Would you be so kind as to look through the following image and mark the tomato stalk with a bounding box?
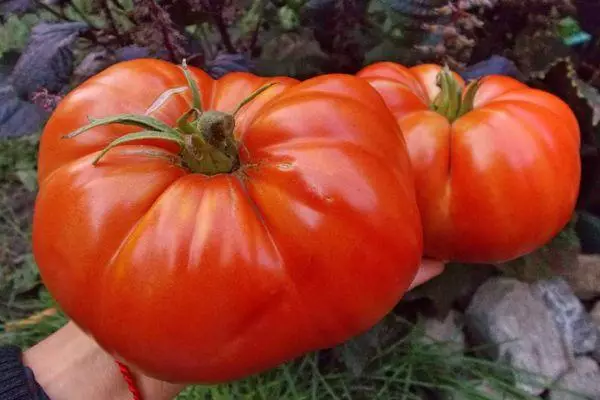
[63,62,275,176]
[430,66,480,123]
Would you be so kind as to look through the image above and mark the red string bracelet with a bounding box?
[116,360,143,400]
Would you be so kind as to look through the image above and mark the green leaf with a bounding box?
[534,58,600,143]
[278,5,300,31]
[513,27,571,79]
[14,170,37,192]
[91,130,184,165]
[364,40,402,64]
[256,29,329,79]
[0,135,39,182]
[238,0,266,37]
[573,78,600,127]
[180,61,202,111]
[232,83,277,116]
[63,114,178,139]
[71,0,95,17]
[0,14,39,57]
[10,254,39,295]
[496,215,580,282]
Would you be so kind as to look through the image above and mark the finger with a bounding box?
[408,259,445,290]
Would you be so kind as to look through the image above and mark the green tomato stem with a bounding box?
[430,66,481,123]
[180,60,203,111]
[63,62,278,176]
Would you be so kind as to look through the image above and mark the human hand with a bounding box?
[409,260,445,290]
[23,260,443,400]
[23,322,186,400]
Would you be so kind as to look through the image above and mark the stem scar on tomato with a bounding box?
[62,60,276,176]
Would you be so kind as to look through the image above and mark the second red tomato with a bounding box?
[358,62,580,263]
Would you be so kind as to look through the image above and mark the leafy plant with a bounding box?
[366,0,489,68]
[496,215,581,282]
[0,13,39,58]
[0,135,39,322]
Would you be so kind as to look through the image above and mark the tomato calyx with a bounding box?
[62,61,275,176]
[430,66,480,123]
[175,106,239,175]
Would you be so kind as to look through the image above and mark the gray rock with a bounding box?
[422,310,466,354]
[333,315,397,377]
[465,277,569,395]
[548,357,600,400]
[591,302,600,363]
[533,277,598,355]
[554,255,600,300]
[591,302,600,328]
[403,263,496,314]
[446,381,535,400]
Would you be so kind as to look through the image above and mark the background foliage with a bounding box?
[0,0,599,398]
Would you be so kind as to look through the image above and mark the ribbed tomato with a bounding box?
[33,59,422,383]
[357,62,580,263]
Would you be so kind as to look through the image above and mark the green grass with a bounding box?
[0,135,41,322]
[1,304,546,400]
[176,344,538,400]
[0,134,39,181]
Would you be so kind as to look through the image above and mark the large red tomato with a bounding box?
[357,62,580,263]
[33,59,422,382]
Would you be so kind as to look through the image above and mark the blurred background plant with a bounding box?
[1,1,600,398]
[0,0,598,137]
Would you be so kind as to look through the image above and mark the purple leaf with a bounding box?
[9,22,88,97]
[115,45,152,62]
[206,52,253,79]
[460,55,526,81]
[0,84,48,138]
[0,0,33,14]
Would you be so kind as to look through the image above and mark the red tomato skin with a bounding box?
[33,59,422,382]
[358,62,580,263]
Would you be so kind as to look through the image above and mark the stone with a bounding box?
[591,302,600,363]
[421,310,466,355]
[333,315,397,377]
[548,357,600,400]
[465,277,569,395]
[554,254,600,300]
[446,381,536,400]
[591,302,600,328]
[403,263,496,314]
[532,277,598,355]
